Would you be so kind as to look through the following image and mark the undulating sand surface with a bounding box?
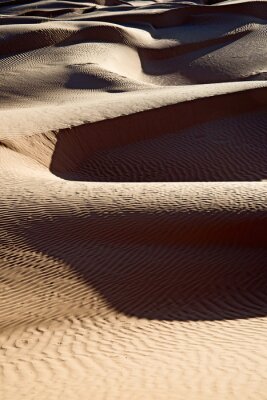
[0,0,267,399]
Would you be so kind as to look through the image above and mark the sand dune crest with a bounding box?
[1,0,267,399]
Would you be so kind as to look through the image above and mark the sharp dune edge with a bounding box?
[0,0,267,399]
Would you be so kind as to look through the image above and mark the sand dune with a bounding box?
[0,1,267,399]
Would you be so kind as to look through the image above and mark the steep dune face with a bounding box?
[0,1,267,399]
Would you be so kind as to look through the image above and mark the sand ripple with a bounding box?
[0,0,267,399]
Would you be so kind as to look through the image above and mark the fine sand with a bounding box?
[0,1,267,399]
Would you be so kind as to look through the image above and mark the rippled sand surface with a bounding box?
[0,0,267,399]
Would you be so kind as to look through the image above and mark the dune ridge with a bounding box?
[0,0,267,399]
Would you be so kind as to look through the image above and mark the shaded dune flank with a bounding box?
[0,1,267,399]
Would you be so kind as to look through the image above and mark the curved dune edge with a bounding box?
[1,0,267,399]
[1,172,267,399]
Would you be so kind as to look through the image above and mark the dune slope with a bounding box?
[0,1,267,399]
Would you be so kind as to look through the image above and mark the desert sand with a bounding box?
[0,0,267,399]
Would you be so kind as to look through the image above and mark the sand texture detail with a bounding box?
[0,0,267,399]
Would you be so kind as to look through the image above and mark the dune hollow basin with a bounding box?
[0,0,267,399]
